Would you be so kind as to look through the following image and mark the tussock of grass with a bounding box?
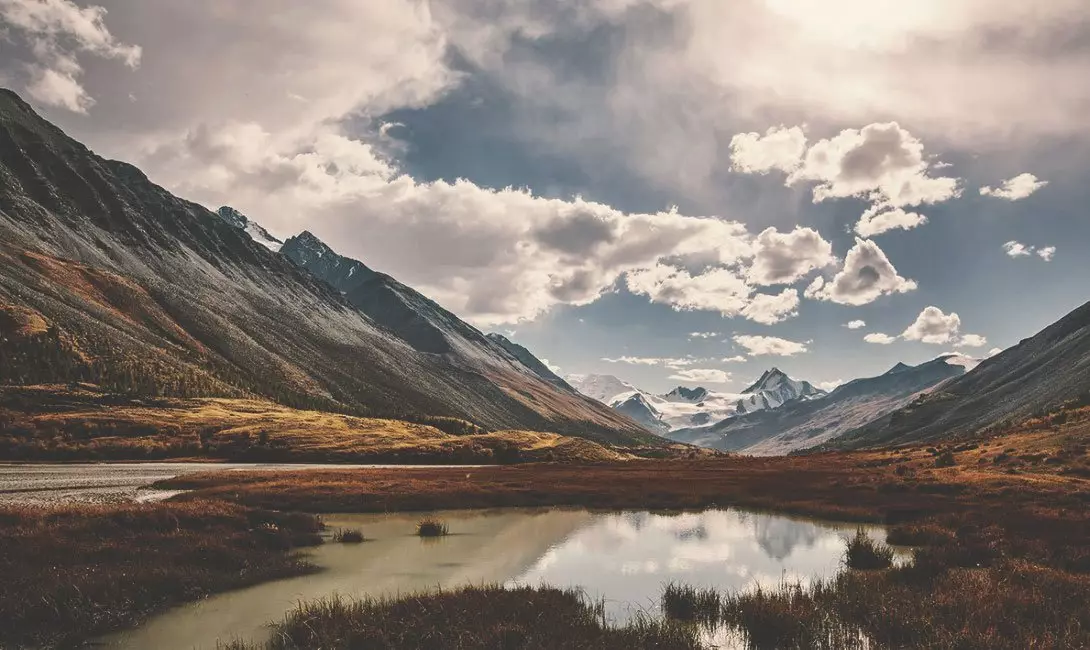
[885,522,955,547]
[661,582,720,625]
[0,501,321,648]
[226,585,702,650]
[844,530,894,570]
[416,517,448,537]
[331,528,364,544]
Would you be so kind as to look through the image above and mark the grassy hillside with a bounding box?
[0,385,640,464]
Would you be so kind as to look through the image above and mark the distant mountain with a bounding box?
[834,301,1090,449]
[0,88,656,446]
[567,374,638,403]
[666,357,966,454]
[216,206,283,251]
[568,368,825,432]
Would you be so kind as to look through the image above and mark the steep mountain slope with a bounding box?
[568,368,825,431]
[835,300,1090,449]
[0,88,655,445]
[484,333,573,390]
[667,357,966,454]
[216,207,283,251]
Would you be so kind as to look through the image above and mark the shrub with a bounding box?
[934,451,957,468]
[416,518,448,537]
[660,582,720,624]
[332,528,364,544]
[844,529,894,570]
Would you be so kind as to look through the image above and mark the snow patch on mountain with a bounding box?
[217,206,283,251]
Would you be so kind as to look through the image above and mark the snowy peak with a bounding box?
[567,374,637,403]
[742,368,789,394]
[663,386,709,403]
[216,206,283,251]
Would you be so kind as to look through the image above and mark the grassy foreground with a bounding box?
[0,500,322,648]
[225,585,701,650]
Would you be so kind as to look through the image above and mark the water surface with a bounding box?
[97,507,901,649]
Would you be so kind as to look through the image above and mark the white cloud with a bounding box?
[980,173,1048,201]
[987,347,1003,357]
[541,358,562,374]
[732,335,809,357]
[845,320,866,330]
[602,355,722,370]
[747,227,835,286]
[740,289,800,325]
[669,368,732,384]
[789,122,961,209]
[958,334,988,348]
[0,0,141,112]
[732,122,960,239]
[688,331,721,339]
[816,379,843,391]
[864,333,897,345]
[601,356,666,366]
[1002,241,1032,257]
[729,126,807,174]
[1003,241,1055,261]
[806,238,917,306]
[721,356,748,363]
[901,306,962,345]
[854,206,928,238]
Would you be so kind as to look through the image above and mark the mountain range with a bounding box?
[0,88,655,447]
[567,368,826,434]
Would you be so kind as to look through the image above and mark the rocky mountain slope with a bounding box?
[667,357,966,454]
[0,88,655,446]
[834,300,1090,449]
[568,368,825,432]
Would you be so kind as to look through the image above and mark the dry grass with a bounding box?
[331,528,365,543]
[661,582,721,625]
[224,585,702,650]
[0,385,640,464]
[0,500,322,648]
[843,530,894,570]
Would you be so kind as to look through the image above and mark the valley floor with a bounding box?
[2,408,1089,648]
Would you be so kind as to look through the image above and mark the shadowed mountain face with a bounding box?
[834,300,1090,449]
[666,358,965,454]
[0,88,656,445]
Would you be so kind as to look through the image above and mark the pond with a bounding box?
[96,507,904,649]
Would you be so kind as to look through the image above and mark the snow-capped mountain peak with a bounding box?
[566,374,637,403]
[742,367,790,393]
[663,386,709,403]
[216,206,283,251]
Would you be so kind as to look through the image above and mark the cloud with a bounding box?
[805,238,917,306]
[729,126,807,174]
[980,173,1048,201]
[601,356,666,366]
[601,355,723,370]
[1002,241,1033,257]
[721,356,747,363]
[747,227,835,286]
[540,358,562,374]
[740,289,800,325]
[789,122,961,209]
[901,306,973,345]
[864,333,897,345]
[958,334,988,348]
[845,320,866,330]
[816,379,843,391]
[669,368,732,384]
[732,335,809,357]
[1003,241,1056,260]
[0,0,141,112]
[688,332,721,339]
[854,206,928,238]
[987,347,1003,357]
[731,122,960,238]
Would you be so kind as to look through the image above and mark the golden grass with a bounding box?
[0,385,635,463]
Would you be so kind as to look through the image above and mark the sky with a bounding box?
[1,0,1089,393]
